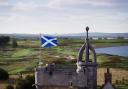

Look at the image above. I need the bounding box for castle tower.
[77,26,97,89]
[35,26,97,89]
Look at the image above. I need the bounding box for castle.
[35,27,115,89]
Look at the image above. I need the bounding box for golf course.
[0,37,128,89]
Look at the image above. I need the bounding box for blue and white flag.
[41,36,58,48]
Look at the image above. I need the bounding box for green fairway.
[11,48,34,58]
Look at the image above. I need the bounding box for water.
[95,46,128,57]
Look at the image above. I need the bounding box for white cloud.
[47,0,114,8]
[11,2,39,12]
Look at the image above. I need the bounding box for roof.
[102,82,115,89]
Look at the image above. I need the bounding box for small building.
[101,68,116,89]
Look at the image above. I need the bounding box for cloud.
[47,0,114,8]
[0,0,7,3]
[47,0,128,10]
[0,1,45,12]
[0,0,128,33]
[11,2,40,12]
[0,0,8,5]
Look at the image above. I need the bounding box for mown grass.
[11,48,34,57]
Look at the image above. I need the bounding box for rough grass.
[116,85,128,89]
[97,54,128,69]
[0,38,128,74]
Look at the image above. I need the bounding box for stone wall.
[41,86,78,89]
[35,67,87,88]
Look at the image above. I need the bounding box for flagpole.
[38,33,43,67]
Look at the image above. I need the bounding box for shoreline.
[95,44,128,49]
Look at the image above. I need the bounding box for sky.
[0,0,128,34]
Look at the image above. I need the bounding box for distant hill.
[0,32,128,39]
[56,32,128,38]
[0,34,39,40]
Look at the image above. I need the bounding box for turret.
[77,26,97,89]
[77,26,96,63]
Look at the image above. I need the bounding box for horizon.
[0,0,128,34]
[0,31,128,35]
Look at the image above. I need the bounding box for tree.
[98,37,102,40]
[0,68,9,80]
[0,36,10,51]
[16,75,36,89]
[12,38,18,48]
[23,75,36,89]
[0,36,10,47]
[117,36,124,39]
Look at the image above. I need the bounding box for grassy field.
[0,38,128,89]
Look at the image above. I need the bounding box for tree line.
[0,36,18,49]
[0,36,10,47]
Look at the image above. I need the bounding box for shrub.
[15,78,25,89]
[6,85,14,89]
[0,68,9,80]
[16,75,36,89]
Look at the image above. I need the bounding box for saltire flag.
[40,36,58,48]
